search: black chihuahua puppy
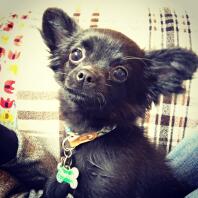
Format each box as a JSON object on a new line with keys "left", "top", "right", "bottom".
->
{"left": 41, "top": 8, "right": 198, "bottom": 198}
{"left": 1, "top": 7, "right": 197, "bottom": 198}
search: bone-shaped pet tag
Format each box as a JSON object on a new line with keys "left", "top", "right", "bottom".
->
{"left": 56, "top": 163, "right": 79, "bottom": 189}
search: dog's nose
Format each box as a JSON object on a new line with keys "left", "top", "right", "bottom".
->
{"left": 76, "top": 70, "right": 95, "bottom": 85}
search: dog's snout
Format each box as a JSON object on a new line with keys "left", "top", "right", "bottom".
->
{"left": 76, "top": 70, "right": 95, "bottom": 85}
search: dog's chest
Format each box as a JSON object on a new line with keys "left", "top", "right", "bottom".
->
{"left": 70, "top": 137, "right": 138, "bottom": 198}
{"left": 73, "top": 141, "right": 115, "bottom": 178}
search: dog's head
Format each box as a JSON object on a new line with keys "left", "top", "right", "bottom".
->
{"left": 42, "top": 8, "right": 198, "bottom": 125}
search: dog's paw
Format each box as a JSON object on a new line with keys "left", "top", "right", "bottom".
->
{"left": 44, "top": 174, "right": 72, "bottom": 198}
{"left": 0, "top": 124, "right": 18, "bottom": 165}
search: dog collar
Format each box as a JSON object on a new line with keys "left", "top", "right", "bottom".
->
{"left": 64, "top": 125, "right": 116, "bottom": 148}
{"left": 56, "top": 125, "right": 116, "bottom": 189}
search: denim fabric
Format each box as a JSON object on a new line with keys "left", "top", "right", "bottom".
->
{"left": 167, "top": 131, "right": 198, "bottom": 197}
{"left": 185, "top": 189, "right": 198, "bottom": 198}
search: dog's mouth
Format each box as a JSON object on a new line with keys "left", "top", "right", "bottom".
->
{"left": 66, "top": 88, "right": 106, "bottom": 107}
{"left": 66, "top": 88, "right": 94, "bottom": 103}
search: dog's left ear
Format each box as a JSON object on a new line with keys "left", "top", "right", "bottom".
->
{"left": 145, "top": 48, "right": 198, "bottom": 102}
{"left": 42, "top": 8, "right": 79, "bottom": 51}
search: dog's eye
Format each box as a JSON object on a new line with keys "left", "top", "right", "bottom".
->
{"left": 111, "top": 66, "right": 128, "bottom": 83}
{"left": 69, "top": 48, "right": 85, "bottom": 64}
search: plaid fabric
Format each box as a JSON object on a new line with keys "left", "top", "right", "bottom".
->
{"left": 144, "top": 7, "right": 198, "bottom": 153}
{"left": 1, "top": 6, "right": 197, "bottom": 158}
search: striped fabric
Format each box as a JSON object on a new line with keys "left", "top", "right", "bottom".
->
{"left": 15, "top": 10, "right": 101, "bottom": 157}
{"left": 0, "top": 7, "right": 197, "bottom": 158}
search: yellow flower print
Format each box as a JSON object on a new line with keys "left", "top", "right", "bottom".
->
{"left": 0, "top": 110, "right": 14, "bottom": 123}
{"left": 1, "top": 35, "right": 9, "bottom": 44}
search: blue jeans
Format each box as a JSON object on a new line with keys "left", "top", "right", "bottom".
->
{"left": 167, "top": 131, "right": 198, "bottom": 198}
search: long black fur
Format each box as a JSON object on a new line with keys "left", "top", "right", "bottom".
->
{"left": 41, "top": 8, "right": 198, "bottom": 198}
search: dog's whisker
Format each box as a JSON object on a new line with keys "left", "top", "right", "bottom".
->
{"left": 96, "top": 94, "right": 102, "bottom": 110}
{"left": 55, "top": 71, "right": 67, "bottom": 75}
{"left": 105, "top": 83, "right": 112, "bottom": 87}
{"left": 96, "top": 92, "right": 106, "bottom": 106}
{"left": 123, "top": 56, "right": 148, "bottom": 67}
{"left": 101, "top": 95, "right": 106, "bottom": 105}
{"left": 123, "top": 56, "right": 164, "bottom": 65}
{"left": 97, "top": 97, "right": 102, "bottom": 110}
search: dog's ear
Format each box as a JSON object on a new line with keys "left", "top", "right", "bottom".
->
{"left": 42, "top": 8, "right": 79, "bottom": 51}
{"left": 145, "top": 48, "right": 198, "bottom": 102}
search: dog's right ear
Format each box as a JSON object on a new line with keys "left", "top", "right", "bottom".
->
{"left": 42, "top": 8, "right": 79, "bottom": 51}
{"left": 145, "top": 48, "right": 198, "bottom": 103}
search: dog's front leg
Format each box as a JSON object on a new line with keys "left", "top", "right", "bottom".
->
{"left": 0, "top": 123, "right": 57, "bottom": 195}
{"left": 43, "top": 175, "right": 72, "bottom": 198}
{"left": 0, "top": 124, "right": 18, "bottom": 165}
